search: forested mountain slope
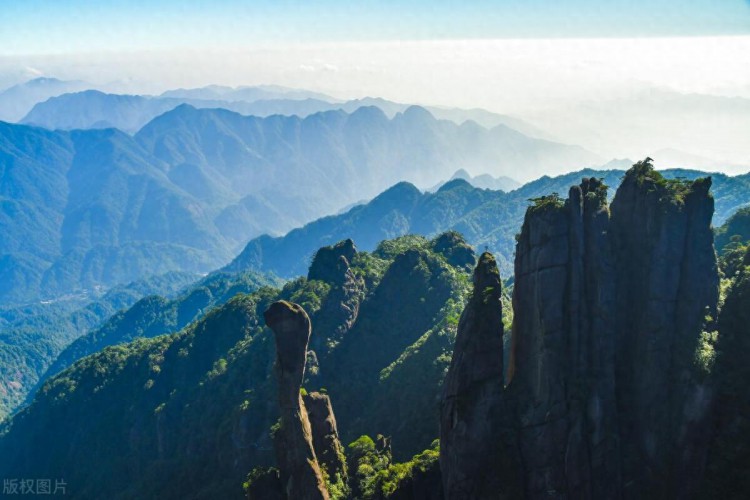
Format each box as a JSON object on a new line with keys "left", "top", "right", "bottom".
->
{"left": 0, "top": 233, "right": 476, "bottom": 499}
{"left": 0, "top": 105, "right": 599, "bottom": 305}
{"left": 227, "top": 166, "right": 750, "bottom": 278}
{"left": 0, "top": 271, "right": 198, "bottom": 421}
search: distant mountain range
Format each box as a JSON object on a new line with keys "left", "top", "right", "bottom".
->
{"left": 20, "top": 88, "right": 552, "bottom": 140}
{"left": 0, "top": 77, "right": 91, "bottom": 122}
{"left": 0, "top": 79, "right": 339, "bottom": 125}
{"left": 6, "top": 78, "right": 749, "bottom": 174}
{"left": 432, "top": 168, "right": 521, "bottom": 192}
{"left": 159, "top": 84, "right": 338, "bottom": 102}
{"left": 225, "top": 163, "right": 750, "bottom": 279}
{"left": 0, "top": 103, "right": 599, "bottom": 304}
{"left": 3, "top": 78, "right": 548, "bottom": 141}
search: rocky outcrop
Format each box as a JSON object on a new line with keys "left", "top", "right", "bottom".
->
{"left": 431, "top": 231, "right": 476, "bottom": 271}
{"left": 308, "top": 239, "right": 357, "bottom": 284}
{"left": 440, "top": 252, "right": 521, "bottom": 499}
{"left": 303, "top": 392, "right": 348, "bottom": 483}
{"left": 441, "top": 160, "right": 721, "bottom": 499}
{"left": 264, "top": 301, "right": 329, "bottom": 500}
{"left": 307, "top": 240, "right": 365, "bottom": 359}
{"left": 443, "top": 193, "right": 618, "bottom": 497}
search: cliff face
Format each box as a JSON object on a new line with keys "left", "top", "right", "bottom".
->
{"left": 509, "top": 177, "right": 618, "bottom": 499}
{"left": 308, "top": 239, "right": 357, "bottom": 284}
{"left": 441, "top": 161, "right": 722, "bottom": 499}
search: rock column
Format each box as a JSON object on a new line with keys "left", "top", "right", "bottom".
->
{"left": 440, "top": 252, "right": 522, "bottom": 499}
{"left": 264, "top": 301, "right": 329, "bottom": 500}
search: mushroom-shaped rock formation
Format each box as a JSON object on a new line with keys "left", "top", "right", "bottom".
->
{"left": 264, "top": 301, "right": 329, "bottom": 500}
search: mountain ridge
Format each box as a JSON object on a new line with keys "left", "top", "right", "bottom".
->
{"left": 21, "top": 88, "right": 554, "bottom": 143}
{"left": 226, "top": 165, "right": 750, "bottom": 279}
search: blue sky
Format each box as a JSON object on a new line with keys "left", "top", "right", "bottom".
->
{"left": 2, "top": 0, "right": 749, "bottom": 55}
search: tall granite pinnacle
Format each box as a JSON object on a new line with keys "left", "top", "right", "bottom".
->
{"left": 441, "top": 160, "right": 721, "bottom": 499}
{"left": 440, "top": 252, "right": 521, "bottom": 499}
{"left": 264, "top": 301, "right": 329, "bottom": 500}
{"left": 610, "top": 163, "right": 718, "bottom": 498}
{"left": 510, "top": 176, "right": 618, "bottom": 498}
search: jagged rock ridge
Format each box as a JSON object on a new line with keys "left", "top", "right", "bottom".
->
{"left": 441, "top": 160, "right": 724, "bottom": 499}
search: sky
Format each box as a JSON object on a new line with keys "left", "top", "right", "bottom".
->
{"left": 0, "top": 1, "right": 749, "bottom": 167}
{"left": 1, "top": 1, "right": 748, "bottom": 100}
{"left": 1, "top": 0, "right": 749, "bottom": 55}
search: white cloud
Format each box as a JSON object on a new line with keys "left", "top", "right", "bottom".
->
{"left": 23, "top": 66, "right": 43, "bottom": 77}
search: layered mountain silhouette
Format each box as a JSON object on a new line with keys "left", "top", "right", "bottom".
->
{"left": 226, "top": 165, "right": 750, "bottom": 279}
{"left": 0, "top": 104, "right": 600, "bottom": 304}
{"left": 0, "top": 77, "right": 91, "bottom": 122}
{"left": 21, "top": 89, "right": 552, "bottom": 139}
{"left": 0, "top": 80, "right": 336, "bottom": 126}
{"left": 159, "top": 84, "right": 337, "bottom": 102}
{"left": 435, "top": 168, "right": 521, "bottom": 192}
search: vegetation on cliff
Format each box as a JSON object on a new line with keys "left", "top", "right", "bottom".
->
{"left": 703, "top": 244, "right": 750, "bottom": 499}
{"left": 0, "top": 232, "right": 476, "bottom": 499}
